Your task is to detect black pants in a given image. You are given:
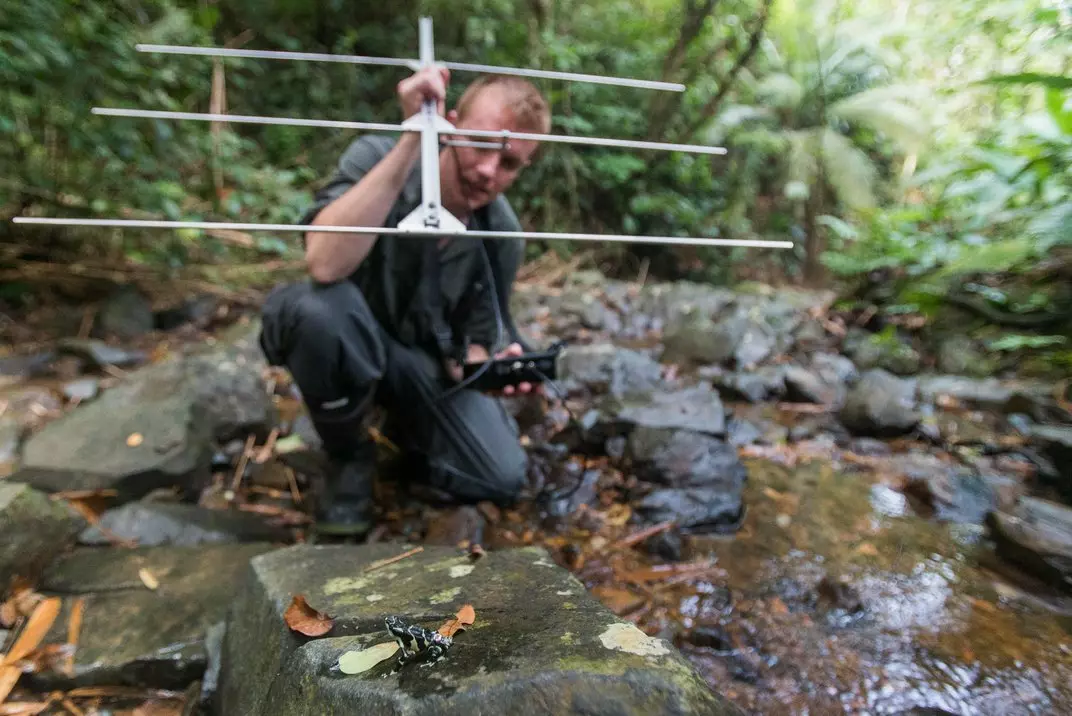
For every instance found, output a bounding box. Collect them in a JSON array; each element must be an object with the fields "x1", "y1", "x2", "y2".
[{"x1": 258, "y1": 279, "x2": 527, "y2": 504}]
